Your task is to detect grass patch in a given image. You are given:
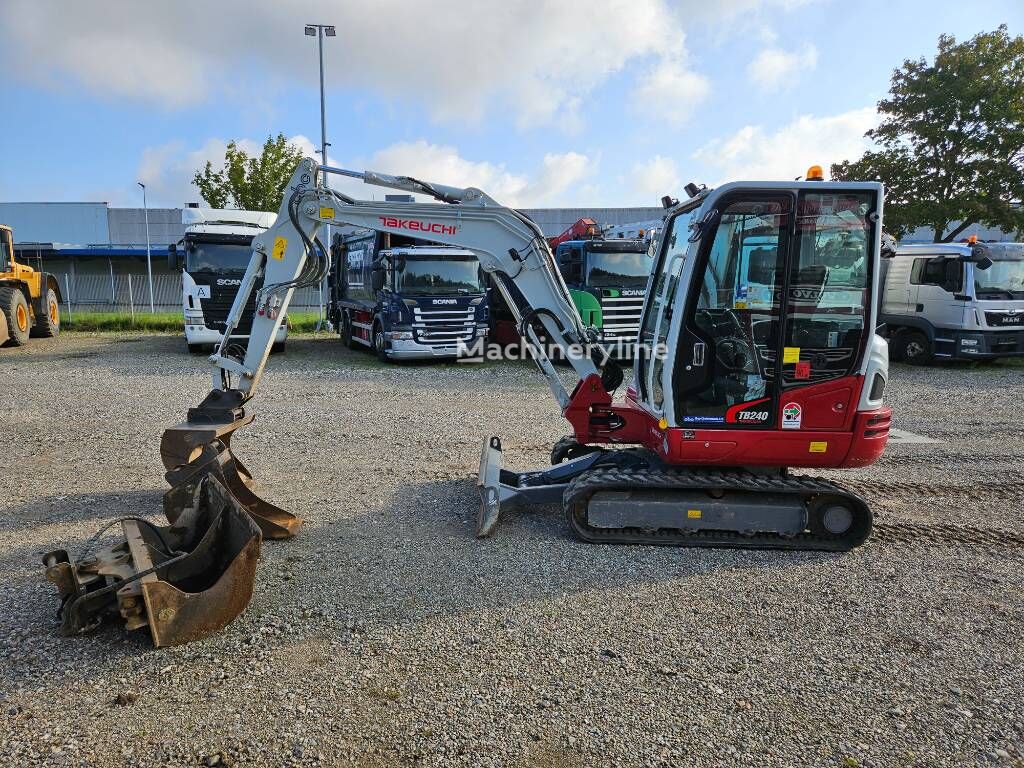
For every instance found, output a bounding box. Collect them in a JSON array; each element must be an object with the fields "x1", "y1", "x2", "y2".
[
  {"x1": 63, "y1": 311, "x2": 323, "y2": 333},
  {"x1": 64, "y1": 312, "x2": 183, "y2": 332}
]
